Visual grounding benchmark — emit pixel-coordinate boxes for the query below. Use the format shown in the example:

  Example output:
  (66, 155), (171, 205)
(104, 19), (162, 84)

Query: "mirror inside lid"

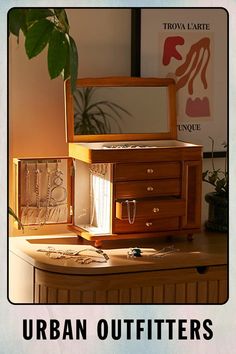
(64, 77), (177, 143)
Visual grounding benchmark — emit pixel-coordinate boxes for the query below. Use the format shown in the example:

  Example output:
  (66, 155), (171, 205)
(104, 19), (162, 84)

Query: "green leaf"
(25, 19), (54, 59)
(26, 8), (54, 26)
(68, 35), (78, 92)
(62, 37), (71, 80)
(202, 171), (208, 179)
(54, 9), (70, 33)
(9, 207), (24, 230)
(8, 8), (27, 38)
(215, 179), (226, 193)
(208, 174), (217, 185)
(48, 29), (68, 79)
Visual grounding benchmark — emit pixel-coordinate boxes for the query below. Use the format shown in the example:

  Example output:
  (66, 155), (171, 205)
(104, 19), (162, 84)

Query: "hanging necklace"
(126, 199), (137, 224)
(23, 162), (30, 224)
(50, 160), (67, 206)
(35, 162), (41, 224)
(43, 162), (52, 224)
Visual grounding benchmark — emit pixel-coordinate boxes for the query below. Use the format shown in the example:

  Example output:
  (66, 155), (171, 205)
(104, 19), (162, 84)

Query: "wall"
(9, 9), (131, 159)
(9, 9), (131, 235)
(9, 8), (225, 235)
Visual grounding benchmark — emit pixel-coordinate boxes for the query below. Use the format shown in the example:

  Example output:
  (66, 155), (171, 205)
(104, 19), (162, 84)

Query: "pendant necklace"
(50, 161), (67, 207)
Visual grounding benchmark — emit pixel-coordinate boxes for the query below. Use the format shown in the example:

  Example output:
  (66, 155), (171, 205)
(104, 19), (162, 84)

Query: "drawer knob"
(147, 186), (154, 191)
(153, 207), (160, 213)
(146, 222), (153, 227)
(147, 168), (154, 174)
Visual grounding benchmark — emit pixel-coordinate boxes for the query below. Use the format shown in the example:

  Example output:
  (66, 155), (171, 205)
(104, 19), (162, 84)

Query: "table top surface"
(9, 231), (227, 275)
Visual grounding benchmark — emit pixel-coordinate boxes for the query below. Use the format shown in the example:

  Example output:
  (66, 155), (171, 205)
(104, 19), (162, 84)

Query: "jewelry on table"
(37, 246), (109, 264)
(127, 247), (142, 258)
(127, 245), (180, 258)
(148, 245), (180, 257)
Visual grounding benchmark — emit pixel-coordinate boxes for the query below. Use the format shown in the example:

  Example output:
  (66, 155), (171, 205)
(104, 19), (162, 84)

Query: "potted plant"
(73, 87), (132, 135)
(202, 137), (228, 232)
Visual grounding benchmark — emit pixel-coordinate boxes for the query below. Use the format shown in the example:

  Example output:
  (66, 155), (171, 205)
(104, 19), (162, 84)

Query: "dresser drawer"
(115, 179), (181, 199)
(116, 198), (186, 220)
(114, 162), (181, 181)
(113, 217), (180, 233)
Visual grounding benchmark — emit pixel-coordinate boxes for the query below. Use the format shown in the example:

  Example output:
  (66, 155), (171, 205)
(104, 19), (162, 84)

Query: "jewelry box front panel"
(14, 158), (73, 227)
(14, 157), (113, 234)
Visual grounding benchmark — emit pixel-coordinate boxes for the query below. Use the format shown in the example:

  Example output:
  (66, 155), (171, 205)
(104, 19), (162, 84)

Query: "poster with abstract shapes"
(161, 32), (212, 121)
(141, 9), (227, 153)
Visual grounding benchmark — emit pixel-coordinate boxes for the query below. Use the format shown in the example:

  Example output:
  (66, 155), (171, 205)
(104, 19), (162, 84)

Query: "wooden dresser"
(10, 78), (226, 304)
(9, 231), (227, 304)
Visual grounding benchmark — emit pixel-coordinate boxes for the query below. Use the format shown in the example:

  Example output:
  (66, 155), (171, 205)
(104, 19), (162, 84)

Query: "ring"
(127, 247), (142, 258)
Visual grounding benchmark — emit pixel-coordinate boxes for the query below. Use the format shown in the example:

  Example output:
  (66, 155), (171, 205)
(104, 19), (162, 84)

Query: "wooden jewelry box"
(14, 77), (202, 246)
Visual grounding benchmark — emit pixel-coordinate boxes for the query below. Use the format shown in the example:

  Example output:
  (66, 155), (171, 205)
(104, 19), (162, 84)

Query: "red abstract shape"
(186, 97), (210, 117)
(175, 37), (210, 94)
(162, 36), (185, 65)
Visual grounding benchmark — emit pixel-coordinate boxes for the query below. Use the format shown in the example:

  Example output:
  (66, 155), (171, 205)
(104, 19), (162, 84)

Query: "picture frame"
(131, 8), (228, 157)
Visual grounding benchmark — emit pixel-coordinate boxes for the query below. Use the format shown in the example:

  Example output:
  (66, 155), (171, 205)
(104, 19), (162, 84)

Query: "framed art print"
(139, 8), (228, 155)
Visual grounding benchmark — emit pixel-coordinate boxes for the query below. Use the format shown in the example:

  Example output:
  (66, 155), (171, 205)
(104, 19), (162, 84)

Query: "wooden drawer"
(116, 198), (186, 220)
(114, 162), (181, 181)
(115, 179), (181, 199)
(113, 217), (180, 233)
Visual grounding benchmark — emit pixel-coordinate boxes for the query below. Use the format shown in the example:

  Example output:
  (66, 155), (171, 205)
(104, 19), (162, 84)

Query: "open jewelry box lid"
(64, 77), (178, 144)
